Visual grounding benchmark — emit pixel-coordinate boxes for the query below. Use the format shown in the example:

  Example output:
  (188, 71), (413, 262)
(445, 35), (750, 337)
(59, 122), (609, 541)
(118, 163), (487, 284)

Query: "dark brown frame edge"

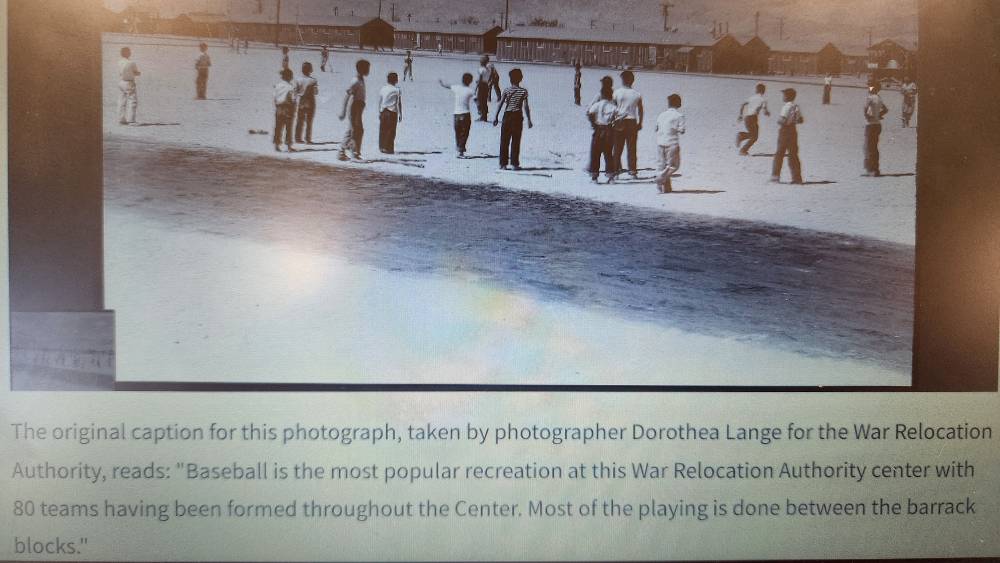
(8, 1), (999, 392)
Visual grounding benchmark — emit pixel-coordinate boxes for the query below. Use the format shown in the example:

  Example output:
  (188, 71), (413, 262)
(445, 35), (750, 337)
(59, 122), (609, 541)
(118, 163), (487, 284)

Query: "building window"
(603, 45), (611, 52)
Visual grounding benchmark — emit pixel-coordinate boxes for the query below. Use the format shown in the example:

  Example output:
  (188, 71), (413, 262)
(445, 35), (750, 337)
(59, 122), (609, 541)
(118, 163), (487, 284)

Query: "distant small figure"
(439, 73), (476, 157)
(573, 60), (582, 106)
(737, 83), (770, 156)
(476, 56), (492, 122)
(900, 77), (917, 128)
(378, 72), (403, 154)
(586, 76), (617, 184)
(320, 45), (330, 72)
(195, 42), (211, 100)
(281, 46), (290, 71)
(295, 62), (318, 144)
(488, 58), (501, 101)
(273, 68), (297, 152)
(437, 41), (443, 55)
(863, 82), (889, 176)
(655, 94), (685, 194)
(117, 47), (140, 125)
(822, 74), (833, 105)
(493, 68), (533, 170)
(403, 50), (414, 81)
(771, 88), (804, 184)
(338, 59), (370, 161)
(243, 38), (249, 54)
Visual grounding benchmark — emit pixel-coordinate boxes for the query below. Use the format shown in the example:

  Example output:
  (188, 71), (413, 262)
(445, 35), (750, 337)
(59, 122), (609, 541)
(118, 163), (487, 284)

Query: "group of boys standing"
(439, 56), (533, 169)
(583, 70), (684, 193)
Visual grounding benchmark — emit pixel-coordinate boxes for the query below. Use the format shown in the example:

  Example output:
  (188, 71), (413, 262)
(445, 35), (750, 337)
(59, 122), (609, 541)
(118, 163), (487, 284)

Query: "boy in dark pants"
(612, 70), (643, 179)
(771, 88), (804, 184)
(439, 73), (476, 157)
(493, 68), (533, 170)
(338, 59), (370, 161)
(295, 62), (318, 144)
(863, 82), (889, 176)
(273, 68), (296, 152)
(737, 83), (770, 155)
(574, 60), (582, 105)
(587, 77), (616, 183)
(378, 72), (402, 153)
(195, 43), (211, 100)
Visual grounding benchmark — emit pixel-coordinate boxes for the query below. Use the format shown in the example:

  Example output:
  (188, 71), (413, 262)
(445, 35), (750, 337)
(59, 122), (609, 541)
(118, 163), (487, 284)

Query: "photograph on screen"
(9, 0), (920, 389)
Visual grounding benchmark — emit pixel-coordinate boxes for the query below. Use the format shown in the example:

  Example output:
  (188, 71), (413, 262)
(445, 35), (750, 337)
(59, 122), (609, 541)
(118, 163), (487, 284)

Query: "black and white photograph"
(10, 0), (924, 389)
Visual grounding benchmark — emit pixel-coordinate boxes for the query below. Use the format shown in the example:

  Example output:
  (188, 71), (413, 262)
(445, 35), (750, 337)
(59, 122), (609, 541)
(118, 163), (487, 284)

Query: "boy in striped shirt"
(492, 68), (533, 170)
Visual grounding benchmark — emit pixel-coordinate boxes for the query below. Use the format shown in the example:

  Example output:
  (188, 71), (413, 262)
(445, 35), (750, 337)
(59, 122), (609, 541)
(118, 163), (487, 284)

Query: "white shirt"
(743, 94), (768, 118)
(379, 84), (401, 112)
(613, 87), (642, 121)
(295, 76), (318, 98)
(477, 66), (491, 85)
(450, 84), (475, 114)
(587, 99), (617, 126)
(655, 108), (686, 146)
(824, 76), (833, 86)
(118, 58), (139, 81)
(274, 81), (295, 106)
(864, 94), (887, 124)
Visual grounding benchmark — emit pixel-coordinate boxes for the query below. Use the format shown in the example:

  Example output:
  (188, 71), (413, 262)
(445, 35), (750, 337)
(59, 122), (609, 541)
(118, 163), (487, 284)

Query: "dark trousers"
(574, 85), (581, 105)
(737, 115), (759, 155)
(403, 64), (413, 80)
(196, 69), (209, 99)
(295, 102), (315, 143)
(476, 82), (490, 121)
(379, 108), (398, 153)
(341, 101), (365, 156)
(500, 112), (524, 168)
(454, 113), (471, 154)
(589, 125), (614, 178)
(864, 123), (882, 173)
(822, 84), (832, 105)
(491, 80), (501, 101)
(772, 125), (802, 183)
(613, 118), (639, 176)
(273, 104), (294, 146)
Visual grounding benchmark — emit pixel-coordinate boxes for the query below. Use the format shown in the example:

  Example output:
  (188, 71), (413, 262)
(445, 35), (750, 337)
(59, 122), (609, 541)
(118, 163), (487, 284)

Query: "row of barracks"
(148, 10), (915, 78)
(495, 27), (915, 78)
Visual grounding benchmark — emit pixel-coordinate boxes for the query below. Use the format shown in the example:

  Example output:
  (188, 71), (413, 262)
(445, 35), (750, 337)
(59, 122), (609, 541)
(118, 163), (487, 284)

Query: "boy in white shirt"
(586, 76), (617, 183)
(737, 83), (770, 155)
(612, 70), (644, 178)
(655, 94), (686, 194)
(273, 68), (296, 152)
(378, 72), (403, 154)
(439, 73), (476, 157)
(117, 47), (140, 125)
(771, 88), (804, 184)
(195, 42), (211, 100)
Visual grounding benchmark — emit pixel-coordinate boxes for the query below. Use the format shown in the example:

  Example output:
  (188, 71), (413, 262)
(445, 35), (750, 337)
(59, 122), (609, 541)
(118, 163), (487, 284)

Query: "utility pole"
(391, 3), (395, 21)
(274, 0), (281, 47)
(505, 0), (510, 30)
(754, 11), (759, 36)
(660, 1), (674, 32)
(378, 0), (382, 19)
(779, 16), (784, 40)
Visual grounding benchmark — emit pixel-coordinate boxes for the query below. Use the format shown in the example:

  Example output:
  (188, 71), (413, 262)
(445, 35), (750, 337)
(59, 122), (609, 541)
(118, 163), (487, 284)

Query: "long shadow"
(514, 166), (574, 172)
(291, 147), (341, 153)
(105, 138), (915, 372)
(799, 180), (837, 186)
(460, 154), (499, 160)
(666, 189), (725, 195)
(751, 153), (776, 157)
(877, 173), (916, 178)
(130, 122), (181, 127)
(306, 141), (340, 146)
(396, 150), (443, 156)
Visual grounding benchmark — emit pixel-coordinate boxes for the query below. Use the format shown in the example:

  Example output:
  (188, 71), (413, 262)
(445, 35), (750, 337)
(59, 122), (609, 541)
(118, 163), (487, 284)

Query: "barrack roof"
(497, 26), (720, 47)
(392, 21), (502, 35)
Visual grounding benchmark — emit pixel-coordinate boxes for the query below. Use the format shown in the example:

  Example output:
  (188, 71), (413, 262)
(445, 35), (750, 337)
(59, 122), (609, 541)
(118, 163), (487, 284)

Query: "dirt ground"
(105, 137), (913, 381)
